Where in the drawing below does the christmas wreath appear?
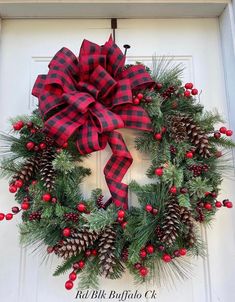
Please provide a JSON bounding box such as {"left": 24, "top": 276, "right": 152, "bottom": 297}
{"left": 0, "top": 37, "right": 234, "bottom": 291}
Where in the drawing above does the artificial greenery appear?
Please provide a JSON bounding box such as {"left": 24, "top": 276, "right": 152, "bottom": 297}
{"left": 0, "top": 59, "right": 234, "bottom": 291}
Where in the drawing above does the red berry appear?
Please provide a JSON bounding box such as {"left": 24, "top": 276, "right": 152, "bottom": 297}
{"left": 145, "top": 96, "right": 152, "bottom": 103}
{"left": 6, "top": 213, "right": 13, "bottom": 220}
{"left": 51, "top": 197, "right": 57, "bottom": 204}
{"left": 179, "top": 248, "right": 187, "bottom": 256}
{"left": 180, "top": 188, "right": 188, "bottom": 194}
{"left": 30, "top": 128, "right": 37, "bottom": 134}
{"left": 191, "top": 88, "right": 198, "bottom": 95}
{"left": 78, "top": 260, "right": 85, "bottom": 269}
{"left": 0, "top": 213, "right": 5, "bottom": 221}
{"left": 152, "top": 208, "right": 158, "bottom": 216}
{"left": 184, "top": 90, "right": 191, "bottom": 97}
{"left": 85, "top": 250, "right": 92, "bottom": 257}
{"left": 117, "top": 210, "right": 125, "bottom": 218}
{"left": 211, "top": 192, "right": 217, "bottom": 198}
{"left": 91, "top": 249, "right": 97, "bottom": 256}
{"left": 156, "top": 83, "right": 163, "bottom": 90}
{"left": 133, "top": 98, "right": 140, "bottom": 105}
{"left": 226, "top": 130, "right": 233, "bottom": 137}
{"left": 77, "top": 203, "right": 86, "bottom": 212}
{"left": 139, "top": 267, "right": 149, "bottom": 277}
{"left": 204, "top": 203, "right": 212, "bottom": 210}
{"left": 15, "top": 179, "right": 23, "bottom": 188}
{"left": 9, "top": 185, "right": 17, "bottom": 193}
{"left": 162, "top": 254, "right": 172, "bottom": 263}
{"left": 69, "top": 272, "right": 77, "bottom": 281}
{"left": 186, "top": 151, "right": 193, "bottom": 159}
{"left": 121, "top": 221, "right": 128, "bottom": 229}
{"left": 161, "top": 127, "right": 167, "bottom": 133}
{"left": 145, "top": 204, "right": 153, "bottom": 213}
{"left": 137, "top": 93, "right": 144, "bottom": 100}
{"left": 146, "top": 245, "right": 155, "bottom": 254}
{"left": 154, "top": 133, "right": 162, "bottom": 140}
{"left": 140, "top": 249, "right": 147, "bottom": 259}
{"left": 13, "top": 121, "right": 24, "bottom": 131}
{"left": 31, "top": 180, "right": 37, "bottom": 185}
{"left": 73, "top": 262, "right": 80, "bottom": 270}
{"left": 155, "top": 168, "right": 163, "bottom": 176}
{"left": 65, "top": 280, "right": 73, "bottom": 290}
{"left": 174, "top": 250, "right": 180, "bottom": 257}
{"left": 215, "top": 151, "right": 222, "bottom": 158}
{"left": 63, "top": 228, "right": 71, "bottom": 237}
{"left": 134, "top": 263, "right": 142, "bottom": 270}
{"left": 26, "top": 141, "right": 35, "bottom": 151}
{"left": 225, "top": 201, "right": 233, "bottom": 208}
{"left": 39, "top": 142, "right": 47, "bottom": 150}
{"left": 169, "top": 186, "right": 177, "bottom": 194}
{"left": 214, "top": 132, "right": 221, "bottom": 139}
{"left": 62, "top": 142, "right": 68, "bottom": 149}
{"left": 21, "top": 202, "right": 30, "bottom": 210}
{"left": 42, "top": 193, "right": 51, "bottom": 202}
{"left": 117, "top": 216, "right": 124, "bottom": 223}
{"left": 215, "top": 201, "right": 222, "bottom": 208}
{"left": 185, "top": 83, "right": 193, "bottom": 89}
{"left": 47, "top": 246, "right": 54, "bottom": 254}
{"left": 219, "top": 127, "right": 227, "bottom": 134}
{"left": 205, "top": 192, "right": 211, "bottom": 197}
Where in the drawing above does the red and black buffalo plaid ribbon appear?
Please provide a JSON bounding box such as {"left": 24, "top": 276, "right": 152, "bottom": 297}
{"left": 32, "top": 36, "right": 154, "bottom": 209}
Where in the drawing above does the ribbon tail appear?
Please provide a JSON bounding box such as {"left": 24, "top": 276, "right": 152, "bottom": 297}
{"left": 104, "top": 131, "right": 133, "bottom": 209}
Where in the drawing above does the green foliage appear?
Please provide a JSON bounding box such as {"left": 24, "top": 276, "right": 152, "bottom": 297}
{"left": 83, "top": 205, "right": 117, "bottom": 232}
{"left": 0, "top": 57, "right": 234, "bottom": 291}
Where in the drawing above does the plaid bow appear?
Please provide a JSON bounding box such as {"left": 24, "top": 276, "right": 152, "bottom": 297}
{"left": 32, "top": 36, "right": 154, "bottom": 209}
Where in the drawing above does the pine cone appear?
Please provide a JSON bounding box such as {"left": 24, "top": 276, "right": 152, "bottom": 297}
{"left": 98, "top": 226, "right": 116, "bottom": 277}
{"left": 180, "top": 207, "right": 196, "bottom": 247}
{"left": 12, "top": 157, "right": 39, "bottom": 183}
{"left": 55, "top": 228, "right": 98, "bottom": 259}
{"left": 161, "top": 196, "right": 180, "bottom": 247}
{"left": 167, "top": 115, "right": 211, "bottom": 158}
{"left": 39, "top": 147, "right": 56, "bottom": 191}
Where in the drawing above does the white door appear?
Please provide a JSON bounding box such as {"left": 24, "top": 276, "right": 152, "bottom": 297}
{"left": 0, "top": 19, "right": 235, "bottom": 302}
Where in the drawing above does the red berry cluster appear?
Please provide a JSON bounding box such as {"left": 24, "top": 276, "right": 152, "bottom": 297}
{"left": 26, "top": 141, "right": 47, "bottom": 152}
{"left": 188, "top": 163, "right": 209, "bottom": 177}
{"left": 41, "top": 193, "right": 57, "bottom": 204}
{"left": 13, "top": 120, "right": 24, "bottom": 131}
{"left": 29, "top": 211, "right": 41, "bottom": 221}
{"left": 132, "top": 93, "right": 145, "bottom": 105}
{"left": 64, "top": 212, "right": 79, "bottom": 223}
{"left": 134, "top": 263, "right": 149, "bottom": 277}
{"left": 184, "top": 83, "right": 198, "bottom": 98}
{"left": 65, "top": 260, "right": 86, "bottom": 290}
{"left": 161, "top": 86, "right": 176, "bottom": 99}
{"left": 222, "top": 199, "right": 233, "bottom": 208}
{"left": 9, "top": 178, "right": 24, "bottom": 194}
{"left": 0, "top": 205, "right": 24, "bottom": 222}
{"left": 117, "top": 210, "right": 127, "bottom": 229}
{"left": 145, "top": 204, "right": 158, "bottom": 215}
{"left": 214, "top": 126, "right": 233, "bottom": 139}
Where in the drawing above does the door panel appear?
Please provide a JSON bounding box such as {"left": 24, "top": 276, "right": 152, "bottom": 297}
{"left": 0, "top": 19, "right": 234, "bottom": 302}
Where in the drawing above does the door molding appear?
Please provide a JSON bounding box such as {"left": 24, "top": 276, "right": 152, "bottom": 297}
{"left": 0, "top": 0, "right": 230, "bottom": 19}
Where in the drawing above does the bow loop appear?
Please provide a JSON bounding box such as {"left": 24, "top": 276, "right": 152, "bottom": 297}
{"left": 62, "top": 92, "right": 95, "bottom": 114}
{"left": 89, "top": 65, "right": 117, "bottom": 99}
{"left": 79, "top": 54, "right": 106, "bottom": 81}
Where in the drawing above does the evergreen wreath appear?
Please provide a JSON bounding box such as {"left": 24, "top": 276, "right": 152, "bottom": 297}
{"left": 0, "top": 37, "right": 234, "bottom": 291}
